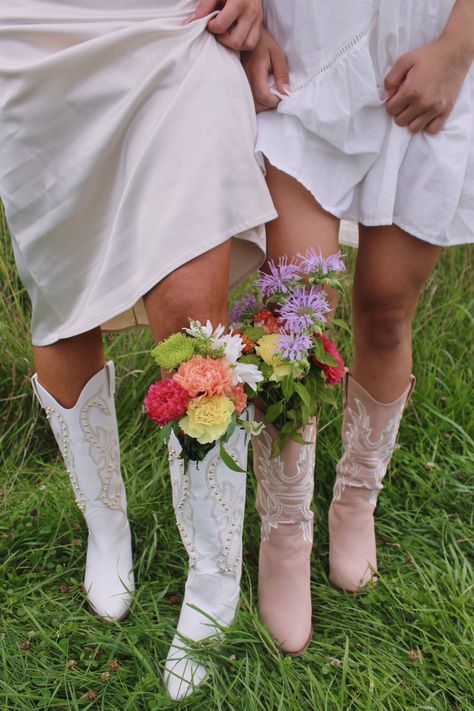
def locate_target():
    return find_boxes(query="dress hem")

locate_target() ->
[30,209,278,347]
[262,154,469,248]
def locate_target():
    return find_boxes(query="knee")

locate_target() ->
[357,299,412,353]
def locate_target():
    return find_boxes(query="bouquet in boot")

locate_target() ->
[230,250,347,454]
[144,320,264,469]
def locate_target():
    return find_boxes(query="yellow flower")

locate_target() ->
[179,395,235,444]
[256,334,284,367]
[270,364,292,382]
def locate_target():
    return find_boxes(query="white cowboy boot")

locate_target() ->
[163,406,253,700]
[329,372,415,592]
[31,361,134,620]
[252,410,316,654]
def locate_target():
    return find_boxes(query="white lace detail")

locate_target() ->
[255,421,316,544]
[333,397,402,506]
[206,447,246,577]
[79,386,123,510]
[45,406,85,512]
[169,447,198,569]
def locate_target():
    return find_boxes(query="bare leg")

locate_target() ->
[264,163,340,303]
[251,164,340,654]
[143,240,232,341]
[33,328,105,408]
[352,224,441,402]
[329,226,441,591]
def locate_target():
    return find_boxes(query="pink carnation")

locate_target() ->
[173,355,233,399]
[312,334,345,386]
[144,378,189,427]
[231,383,248,416]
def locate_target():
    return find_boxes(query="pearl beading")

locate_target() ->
[169,448,197,568]
[79,390,122,510]
[45,406,86,512]
[206,448,244,576]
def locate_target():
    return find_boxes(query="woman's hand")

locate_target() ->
[187,0,263,51]
[242,28,289,113]
[384,36,472,135]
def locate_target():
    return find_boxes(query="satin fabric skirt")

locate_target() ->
[0,1,276,345]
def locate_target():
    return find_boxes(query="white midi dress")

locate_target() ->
[257,0,474,246]
[0,1,276,346]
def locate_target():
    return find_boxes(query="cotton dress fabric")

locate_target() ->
[257,0,474,246]
[0,1,276,346]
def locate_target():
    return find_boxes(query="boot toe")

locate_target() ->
[329,559,377,593]
[88,591,133,621]
[261,608,312,655]
[164,641,208,700]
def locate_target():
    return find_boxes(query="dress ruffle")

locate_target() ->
[257,0,474,246]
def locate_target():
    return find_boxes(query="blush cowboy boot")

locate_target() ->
[163,406,253,701]
[329,371,415,592]
[252,410,316,655]
[31,361,134,620]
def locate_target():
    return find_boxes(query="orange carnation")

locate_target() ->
[173,355,233,400]
[231,383,248,415]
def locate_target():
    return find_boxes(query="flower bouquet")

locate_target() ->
[230,250,347,454]
[144,321,264,470]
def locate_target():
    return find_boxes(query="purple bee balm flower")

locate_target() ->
[298,249,346,275]
[276,333,313,362]
[257,257,301,298]
[279,287,331,333]
[230,294,262,325]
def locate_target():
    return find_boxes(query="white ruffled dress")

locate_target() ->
[0,1,276,346]
[257,0,474,246]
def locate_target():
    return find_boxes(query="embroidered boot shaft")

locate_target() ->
[163,406,253,701]
[252,409,316,655]
[31,361,134,620]
[329,371,415,592]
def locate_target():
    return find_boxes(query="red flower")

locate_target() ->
[312,334,345,386]
[144,379,189,426]
[253,309,281,334]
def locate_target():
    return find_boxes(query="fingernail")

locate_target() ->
[379,89,388,101]
[184,13,196,25]
[283,84,291,96]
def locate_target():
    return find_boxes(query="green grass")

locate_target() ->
[1,208,473,710]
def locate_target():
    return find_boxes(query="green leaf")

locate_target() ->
[294,382,310,408]
[219,443,246,473]
[281,376,294,400]
[331,318,351,333]
[290,431,313,445]
[265,401,284,423]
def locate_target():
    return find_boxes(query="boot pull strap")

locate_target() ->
[105,361,116,398]
[404,375,416,409]
[30,374,44,409]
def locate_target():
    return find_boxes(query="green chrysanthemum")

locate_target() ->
[151,333,196,370]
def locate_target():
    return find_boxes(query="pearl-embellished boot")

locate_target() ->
[31,361,134,620]
[163,406,252,700]
[252,409,316,654]
[329,372,415,592]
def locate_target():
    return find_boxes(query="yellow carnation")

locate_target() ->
[255,334,284,367]
[179,395,235,444]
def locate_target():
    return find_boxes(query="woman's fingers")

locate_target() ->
[248,57,280,112]
[407,109,440,133]
[185,0,218,24]
[384,53,414,98]
[207,1,262,50]
[270,46,290,94]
